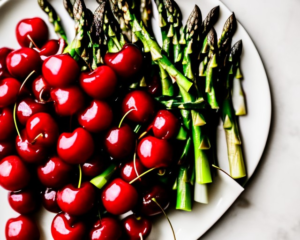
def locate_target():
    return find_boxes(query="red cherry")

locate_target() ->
[42,188,61,213]
[82,155,105,178]
[137,136,173,169]
[0,78,21,108]
[120,158,146,183]
[39,39,60,58]
[17,97,48,125]
[0,108,14,141]
[152,110,180,140]
[0,47,13,80]
[102,178,138,215]
[51,86,85,116]
[104,44,143,79]
[122,90,155,123]
[80,65,117,99]
[57,128,95,164]
[32,75,52,101]
[90,217,122,240]
[0,155,30,191]
[0,141,14,160]
[51,212,86,240]
[25,112,59,147]
[5,215,40,240]
[104,124,135,160]
[123,215,152,240]
[16,130,48,164]
[78,100,113,133]
[6,48,41,80]
[8,188,39,214]
[147,75,161,96]
[37,156,73,188]
[140,185,170,216]
[57,182,96,216]
[16,17,48,48]
[42,54,80,88]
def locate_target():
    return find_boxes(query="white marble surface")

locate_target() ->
[202,0,300,239]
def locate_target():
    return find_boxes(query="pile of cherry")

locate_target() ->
[0,17,181,240]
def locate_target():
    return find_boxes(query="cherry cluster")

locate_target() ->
[0,17,181,240]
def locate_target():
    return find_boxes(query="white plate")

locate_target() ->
[0,0,271,239]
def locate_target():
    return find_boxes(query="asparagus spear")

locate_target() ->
[176,165,192,211]
[63,0,75,18]
[38,0,68,43]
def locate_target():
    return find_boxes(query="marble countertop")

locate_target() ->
[202,0,300,239]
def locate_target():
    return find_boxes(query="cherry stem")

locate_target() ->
[19,70,36,93]
[13,103,21,140]
[78,164,82,189]
[118,109,135,128]
[133,141,140,180]
[30,133,44,145]
[138,131,148,139]
[27,35,39,50]
[129,167,156,185]
[151,198,176,240]
[212,164,233,180]
[139,233,143,240]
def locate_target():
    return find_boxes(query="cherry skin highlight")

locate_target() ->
[0,108,14,141]
[0,78,21,108]
[123,214,152,240]
[39,39,60,58]
[8,188,39,214]
[90,217,122,240]
[120,158,146,183]
[82,155,105,178]
[31,75,52,101]
[42,188,61,213]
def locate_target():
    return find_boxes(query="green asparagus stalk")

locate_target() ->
[140,0,152,29]
[218,13,237,51]
[38,0,68,43]
[158,99,206,110]
[90,163,118,189]
[176,165,192,211]
[63,0,75,18]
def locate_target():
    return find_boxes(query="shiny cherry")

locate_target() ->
[8,188,39,214]
[42,188,61,213]
[37,156,73,188]
[120,158,146,183]
[140,185,170,216]
[42,54,80,88]
[17,97,48,125]
[0,155,30,191]
[57,128,95,164]
[104,44,143,79]
[51,86,85,116]
[6,48,41,80]
[16,130,47,164]
[152,110,180,140]
[57,182,96,216]
[102,178,138,215]
[78,100,113,133]
[104,124,135,160]
[82,155,105,178]
[25,112,59,147]
[51,212,86,240]
[0,141,14,160]
[90,217,122,240]
[122,90,155,123]
[137,136,173,169]
[0,108,14,141]
[5,215,40,240]
[123,214,152,240]
[32,75,52,101]
[16,17,48,48]
[147,75,161,96]
[0,78,21,108]
[80,65,117,99]
[0,47,13,80]
[39,39,60,58]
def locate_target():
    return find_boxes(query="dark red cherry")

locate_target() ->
[16,17,48,48]
[78,100,113,133]
[6,48,41,80]
[0,155,30,191]
[122,90,155,123]
[120,158,146,183]
[51,86,85,116]
[0,141,14,160]
[5,215,40,240]
[16,130,47,164]
[102,178,138,215]
[8,188,39,214]
[140,185,170,216]
[57,128,95,165]
[57,182,96,216]
[32,75,52,101]
[104,44,143,79]
[25,112,59,147]
[80,65,117,99]
[82,155,105,178]
[0,47,13,80]
[90,217,122,240]
[39,39,60,58]
[152,110,180,140]
[0,108,14,141]
[51,212,86,240]
[123,215,152,240]
[137,136,173,169]
[104,124,135,160]
[42,188,61,213]
[42,54,80,88]
[37,156,73,188]
[17,97,48,125]
[147,75,161,96]
[0,78,21,108]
